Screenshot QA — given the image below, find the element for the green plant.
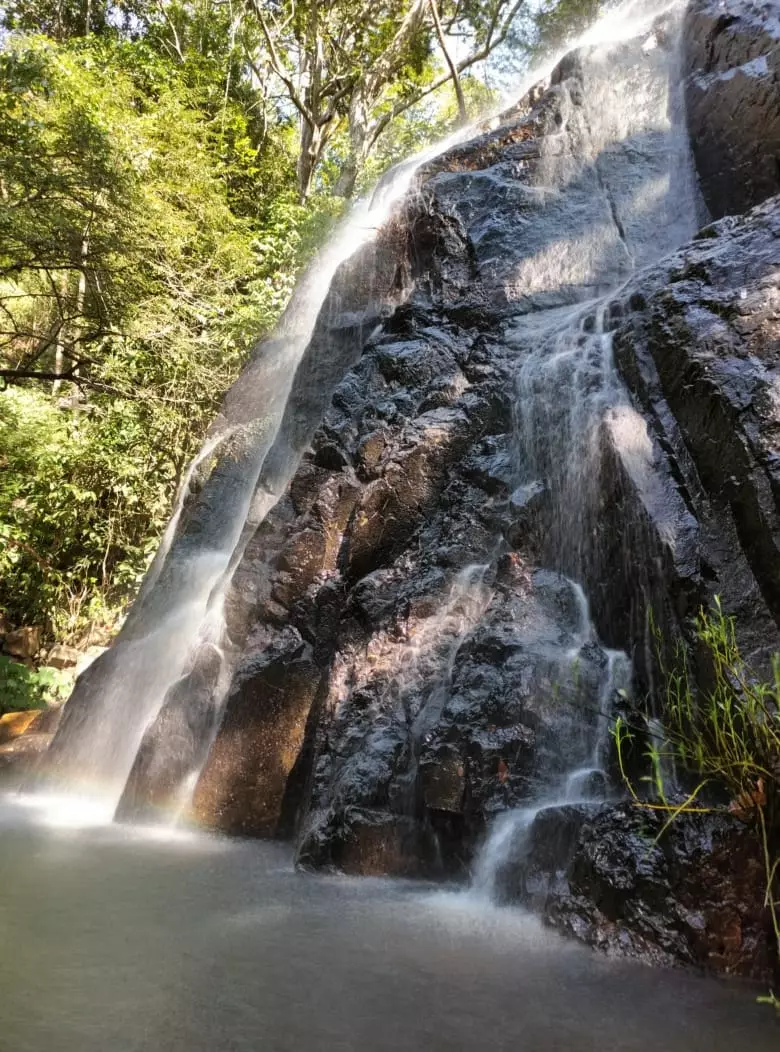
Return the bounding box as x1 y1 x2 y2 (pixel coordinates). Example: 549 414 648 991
612 599 780 1009
0 655 71 714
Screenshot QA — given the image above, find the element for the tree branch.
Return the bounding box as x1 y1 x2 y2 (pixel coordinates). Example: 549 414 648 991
429 0 467 123
246 0 313 125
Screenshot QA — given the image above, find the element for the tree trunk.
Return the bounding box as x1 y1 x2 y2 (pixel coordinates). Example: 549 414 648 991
297 120 317 202
429 0 467 125
298 120 331 202
52 339 64 397
334 91 372 199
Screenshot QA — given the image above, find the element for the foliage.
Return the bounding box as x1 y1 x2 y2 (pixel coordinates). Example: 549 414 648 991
0 34 313 640
531 0 602 55
240 0 548 199
0 655 71 713
612 600 780 1005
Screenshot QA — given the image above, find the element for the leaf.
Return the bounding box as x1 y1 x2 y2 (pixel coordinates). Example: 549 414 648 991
728 778 767 822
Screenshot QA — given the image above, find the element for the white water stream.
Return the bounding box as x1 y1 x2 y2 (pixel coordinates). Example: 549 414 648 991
469 0 701 895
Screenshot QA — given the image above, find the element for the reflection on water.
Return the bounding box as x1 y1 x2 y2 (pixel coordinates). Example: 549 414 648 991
0 795 775 1052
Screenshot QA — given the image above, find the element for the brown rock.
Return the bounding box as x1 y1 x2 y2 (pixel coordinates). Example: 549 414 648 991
46 644 82 670
4 627 41 660
0 710 43 744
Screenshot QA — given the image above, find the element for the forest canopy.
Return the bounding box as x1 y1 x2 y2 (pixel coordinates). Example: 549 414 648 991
0 0 603 644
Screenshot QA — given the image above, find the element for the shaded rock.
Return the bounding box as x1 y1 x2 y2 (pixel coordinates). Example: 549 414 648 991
192 632 321 836
610 197 780 673
542 803 778 981
298 808 424 877
684 0 780 219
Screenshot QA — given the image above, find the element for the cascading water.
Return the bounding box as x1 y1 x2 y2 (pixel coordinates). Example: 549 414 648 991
469 0 703 895
30 0 700 835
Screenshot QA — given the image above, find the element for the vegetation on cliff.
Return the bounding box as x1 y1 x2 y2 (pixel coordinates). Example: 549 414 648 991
614 602 780 989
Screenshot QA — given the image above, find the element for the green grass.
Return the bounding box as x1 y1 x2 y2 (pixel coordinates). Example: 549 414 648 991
613 599 779 1007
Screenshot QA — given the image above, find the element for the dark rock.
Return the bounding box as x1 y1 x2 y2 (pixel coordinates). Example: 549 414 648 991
610 198 780 674
541 803 778 981
684 0 780 219
192 632 321 836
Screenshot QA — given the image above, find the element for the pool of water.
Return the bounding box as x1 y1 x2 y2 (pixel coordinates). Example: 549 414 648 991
0 793 776 1052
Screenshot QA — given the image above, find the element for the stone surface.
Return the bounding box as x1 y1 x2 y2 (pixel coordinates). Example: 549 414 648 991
3 627 41 660
610 198 780 672
182 16 778 975
46 644 82 670
544 804 776 980
684 0 780 219
0 708 61 783
0 710 43 744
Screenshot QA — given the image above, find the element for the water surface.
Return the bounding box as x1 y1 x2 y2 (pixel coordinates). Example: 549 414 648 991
0 794 775 1052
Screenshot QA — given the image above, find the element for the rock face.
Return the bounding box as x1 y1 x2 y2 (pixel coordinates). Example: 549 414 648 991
3 626 41 660
0 708 62 784
611 199 780 667
684 0 780 219
492 803 776 979
43 0 780 981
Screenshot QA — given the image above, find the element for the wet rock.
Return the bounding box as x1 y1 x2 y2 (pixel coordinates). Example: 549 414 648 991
0 708 62 784
684 0 780 219
492 804 596 908
541 803 777 981
0 710 44 744
192 632 321 836
298 808 423 877
611 198 780 673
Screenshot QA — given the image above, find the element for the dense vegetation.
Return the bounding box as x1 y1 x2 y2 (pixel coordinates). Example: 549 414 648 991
0 0 601 647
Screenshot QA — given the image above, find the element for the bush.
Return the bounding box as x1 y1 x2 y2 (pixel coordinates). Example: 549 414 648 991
0 655 71 714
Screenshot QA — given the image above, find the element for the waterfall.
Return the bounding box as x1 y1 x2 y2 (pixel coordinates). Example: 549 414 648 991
469 0 703 896
32 0 698 833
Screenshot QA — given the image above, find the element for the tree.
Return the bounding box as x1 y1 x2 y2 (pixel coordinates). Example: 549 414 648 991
0 35 306 638
2 0 113 39
243 0 526 200
531 0 602 55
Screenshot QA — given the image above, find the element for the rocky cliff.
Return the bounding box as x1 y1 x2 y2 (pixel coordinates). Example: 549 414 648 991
46 0 780 981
